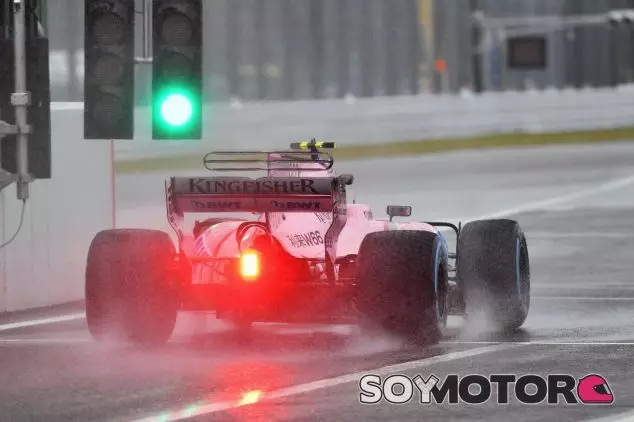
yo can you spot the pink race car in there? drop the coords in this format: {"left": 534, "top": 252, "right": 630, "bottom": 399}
{"left": 85, "top": 140, "right": 531, "bottom": 346}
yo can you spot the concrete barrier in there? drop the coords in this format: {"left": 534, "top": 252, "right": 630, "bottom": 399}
{"left": 0, "top": 108, "right": 113, "bottom": 312}
{"left": 113, "top": 85, "right": 634, "bottom": 161}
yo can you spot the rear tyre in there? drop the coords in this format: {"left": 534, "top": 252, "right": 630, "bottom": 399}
{"left": 457, "top": 219, "right": 530, "bottom": 331}
{"left": 85, "top": 229, "right": 179, "bottom": 346}
{"left": 356, "top": 231, "right": 448, "bottom": 346}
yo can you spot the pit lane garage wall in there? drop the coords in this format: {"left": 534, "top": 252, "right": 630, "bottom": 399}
{"left": 0, "top": 103, "right": 113, "bottom": 312}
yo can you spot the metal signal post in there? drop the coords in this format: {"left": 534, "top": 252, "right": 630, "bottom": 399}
{"left": 12, "top": 0, "right": 29, "bottom": 200}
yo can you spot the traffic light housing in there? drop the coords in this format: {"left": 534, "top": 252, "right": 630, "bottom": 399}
{"left": 0, "top": 1, "right": 51, "bottom": 179}
{"left": 152, "top": 0, "right": 203, "bottom": 140}
{"left": 84, "top": 0, "right": 135, "bottom": 140}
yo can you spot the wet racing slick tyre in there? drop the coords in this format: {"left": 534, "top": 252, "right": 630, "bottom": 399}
{"left": 85, "top": 229, "right": 179, "bottom": 346}
{"left": 356, "top": 230, "right": 448, "bottom": 346}
{"left": 457, "top": 219, "right": 530, "bottom": 331}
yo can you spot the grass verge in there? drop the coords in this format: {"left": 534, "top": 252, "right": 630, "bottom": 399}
{"left": 115, "top": 126, "right": 634, "bottom": 174}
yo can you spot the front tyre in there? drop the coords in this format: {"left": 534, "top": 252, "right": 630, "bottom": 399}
{"left": 85, "top": 229, "right": 180, "bottom": 346}
{"left": 457, "top": 219, "right": 530, "bottom": 331}
{"left": 356, "top": 230, "right": 448, "bottom": 346}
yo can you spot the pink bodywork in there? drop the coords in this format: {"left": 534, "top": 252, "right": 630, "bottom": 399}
{"left": 193, "top": 202, "right": 436, "bottom": 261}
{"left": 189, "top": 154, "right": 436, "bottom": 264}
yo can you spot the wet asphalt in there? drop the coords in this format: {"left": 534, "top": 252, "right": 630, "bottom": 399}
{"left": 1, "top": 141, "right": 634, "bottom": 422}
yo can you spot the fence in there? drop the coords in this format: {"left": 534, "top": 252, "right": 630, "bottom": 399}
{"left": 45, "top": 0, "right": 634, "bottom": 103}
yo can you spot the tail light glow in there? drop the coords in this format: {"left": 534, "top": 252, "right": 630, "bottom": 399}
{"left": 240, "top": 249, "right": 261, "bottom": 281}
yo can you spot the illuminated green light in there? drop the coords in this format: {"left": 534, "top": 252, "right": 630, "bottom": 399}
{"left": 160, "top": 93, "right": 193, "bottom": 127}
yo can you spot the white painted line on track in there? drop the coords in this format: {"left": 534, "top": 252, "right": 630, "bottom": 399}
{"left": 0, "top": 313, "right": 85, "bottom": 332}
{"left": 532, "top": 284, "right": 634, "bottom": 290}
{"left": 128, "top": 343, "right": 524, "bottom": 422}
{"left": 0, "top": 338, "right": 91, "bottom": 345}
{"left": 444, "top": 331, "right": 634, "bottom": 347}
{"left": 583, "top": 409, "right": 634, "bottom": 422}
{"left": 532, "top": 296, "right": 634, "bottom": 301}
{"left": 526, "top": 232, "right": 630, "bottom": 239}
{"left": 441, "top": 341, "right": 634, "bottom": 346}
{"left": 453, "top": 173, "right": 634, "bottom": 222}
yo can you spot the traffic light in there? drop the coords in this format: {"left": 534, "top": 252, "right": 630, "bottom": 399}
{"left": 152, "top": 0, "right": 203, "bottom": 140}
{"left": 84, "top": 0, "right": 135, "bottom": 140}
{"left": 0, "top": 0, "right": 51, "bottom": 179}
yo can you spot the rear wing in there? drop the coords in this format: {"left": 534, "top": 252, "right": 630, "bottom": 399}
{"left": 169, "top": 139, "right": 341, "bottom": 214}
{"left": 165, "top": 140, "right": 351, "bottom": 281}
{"left": 168, "top": 176, "right": 342, "bottom": 214}
{"left": 203, "top": 150, "right": 334, "bottom": 172}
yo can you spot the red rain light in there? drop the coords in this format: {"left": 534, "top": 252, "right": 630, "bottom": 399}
{"left": 240, "top": 249, "right": 261, "bottom": 281}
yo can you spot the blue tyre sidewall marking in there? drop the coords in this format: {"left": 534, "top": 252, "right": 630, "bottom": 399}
{"left": 515, "top": 237, "right": 521, "bottom": 297}
{"left": 433, "top": 235, "right": 444, "bottom": 321}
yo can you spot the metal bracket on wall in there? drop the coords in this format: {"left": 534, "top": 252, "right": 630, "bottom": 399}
{"left": 0, "top": 168, "right": 18, "bottom": 191}
{"left": 0, "top": 119, "right": 32, "bottom": 193}
{"left": 0, "top": 119, "right": 18, "bottom": 136}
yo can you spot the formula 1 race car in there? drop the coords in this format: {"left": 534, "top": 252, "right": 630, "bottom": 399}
{"left": 85, "top": 140, "right": 530, "bottom": 346}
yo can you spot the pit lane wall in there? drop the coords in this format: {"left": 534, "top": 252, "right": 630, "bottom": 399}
{"left": 0, "top": 106, "right": 113, "bottom": 313}
{"left": 2, "top": 86, "right": 634, "bottom": 313}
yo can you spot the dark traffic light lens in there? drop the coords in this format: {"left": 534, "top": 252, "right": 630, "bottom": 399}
{"left": 160, "top": 13, "right": 193, "bottom": 44}
{"left": 157, "top": 53, "right": 194, "bottom": 79}
{"left": 92, "top": 94, "right": 124, "bottom": 127}
{"left": 91, "top": 54, "right": 125, "bottom": 85}
{"left": 93, "top": 13, "right": 125, "bottom": 45}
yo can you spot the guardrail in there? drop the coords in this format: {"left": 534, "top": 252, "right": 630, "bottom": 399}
{"left": 91, "top": 85, "right": 634, "bottom": 162}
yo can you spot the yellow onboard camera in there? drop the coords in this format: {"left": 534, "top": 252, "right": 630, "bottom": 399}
{"left": 290, "top": 140, "right": 336, "bottom": 150}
